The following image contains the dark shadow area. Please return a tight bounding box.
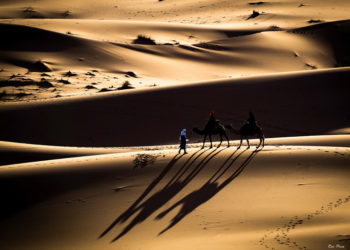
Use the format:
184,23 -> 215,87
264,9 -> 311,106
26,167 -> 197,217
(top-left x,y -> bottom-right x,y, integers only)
0,23 -> 81,52
112,43 -> 164,56
156,149 -> 258,235
99,152 -> 185,239
291,20 -> 350,67
194,42 -> 231,51
1,67 -> 349,147
100,147 -> 227,242
222,30 -> 262,38
0,156 -> 142,222
0,151 -> 81,166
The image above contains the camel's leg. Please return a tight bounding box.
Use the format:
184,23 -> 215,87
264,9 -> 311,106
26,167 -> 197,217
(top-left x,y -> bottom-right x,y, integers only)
238,136 -> 243,149
256,138 -> 261,149
260,129 -> 265,148
224,133 -> 230,147
202,134 -> 207,149
258,131 -> 265,149
262,136 -> 265,148
256,134 -> 262,149
209,134 -> 213,148
218,134 -> 223,148
246,136 -> 250,149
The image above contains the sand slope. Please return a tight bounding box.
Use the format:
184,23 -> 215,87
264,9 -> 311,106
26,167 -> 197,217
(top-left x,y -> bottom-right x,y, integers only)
0,140 -> 139,166
1,0 -> 350,249
1,67 -> 349,146
0,138 -> 349,250
1,0 -> 350,27
1,135 -> 350,166
1,19 -> 349,101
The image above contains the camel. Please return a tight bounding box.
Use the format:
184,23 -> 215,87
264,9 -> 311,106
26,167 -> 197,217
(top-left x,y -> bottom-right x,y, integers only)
193,114 -> 230,148
226,123 -> 265,149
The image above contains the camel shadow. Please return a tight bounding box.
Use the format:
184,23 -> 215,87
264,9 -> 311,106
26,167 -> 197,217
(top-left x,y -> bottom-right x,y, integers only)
100,147 -> 227,242
155,148 -> 258,235
99,152 -> 185,239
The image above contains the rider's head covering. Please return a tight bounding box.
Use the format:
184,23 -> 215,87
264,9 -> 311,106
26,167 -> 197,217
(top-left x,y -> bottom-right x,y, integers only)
180,129 -> 186,136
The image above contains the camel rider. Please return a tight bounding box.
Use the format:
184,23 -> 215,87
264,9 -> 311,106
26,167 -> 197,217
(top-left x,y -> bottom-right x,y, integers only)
208,112 -> 216,124
208,112 -> 220,130
246,111 -> 257,129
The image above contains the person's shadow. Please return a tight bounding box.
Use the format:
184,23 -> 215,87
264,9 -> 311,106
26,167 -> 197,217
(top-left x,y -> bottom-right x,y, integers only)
155,149 -> 258,235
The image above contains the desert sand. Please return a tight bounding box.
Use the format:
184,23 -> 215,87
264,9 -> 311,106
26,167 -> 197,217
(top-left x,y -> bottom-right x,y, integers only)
0,0 -> 349,249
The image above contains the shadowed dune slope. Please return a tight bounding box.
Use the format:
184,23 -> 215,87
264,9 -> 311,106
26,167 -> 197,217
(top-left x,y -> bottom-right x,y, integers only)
0,23 -> 83,51
0,67 -> 349,147
291,20 -> 350,67
0,19 -> 263,44
0,23 -> 127,72
0,140 -> 138,166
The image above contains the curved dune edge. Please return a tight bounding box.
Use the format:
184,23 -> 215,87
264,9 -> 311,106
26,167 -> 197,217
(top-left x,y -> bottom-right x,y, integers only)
0,142 -> 349,249
1,134 -> 350,166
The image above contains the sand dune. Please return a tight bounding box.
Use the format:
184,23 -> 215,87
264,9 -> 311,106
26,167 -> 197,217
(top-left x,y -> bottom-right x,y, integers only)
1,134 -> 350,166
1,20 -> 349,101
1,67 -> 349,146
0,140 -> 138,166
0,139 -> 349,249
1,0 -> 350,26
1,0 -> 350,249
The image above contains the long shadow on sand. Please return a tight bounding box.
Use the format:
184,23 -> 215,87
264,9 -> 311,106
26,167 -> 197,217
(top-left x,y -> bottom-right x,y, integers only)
155,148 -> 259,235
99,152 -> 185,239
100,147 -> 228,242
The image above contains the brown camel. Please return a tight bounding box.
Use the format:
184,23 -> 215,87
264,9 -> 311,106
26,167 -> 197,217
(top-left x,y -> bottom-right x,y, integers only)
226,123 -> 265,149
193,113 -> 230,148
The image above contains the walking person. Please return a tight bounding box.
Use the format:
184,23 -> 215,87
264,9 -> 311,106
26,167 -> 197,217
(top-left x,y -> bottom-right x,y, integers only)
179,129 -> 188,154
